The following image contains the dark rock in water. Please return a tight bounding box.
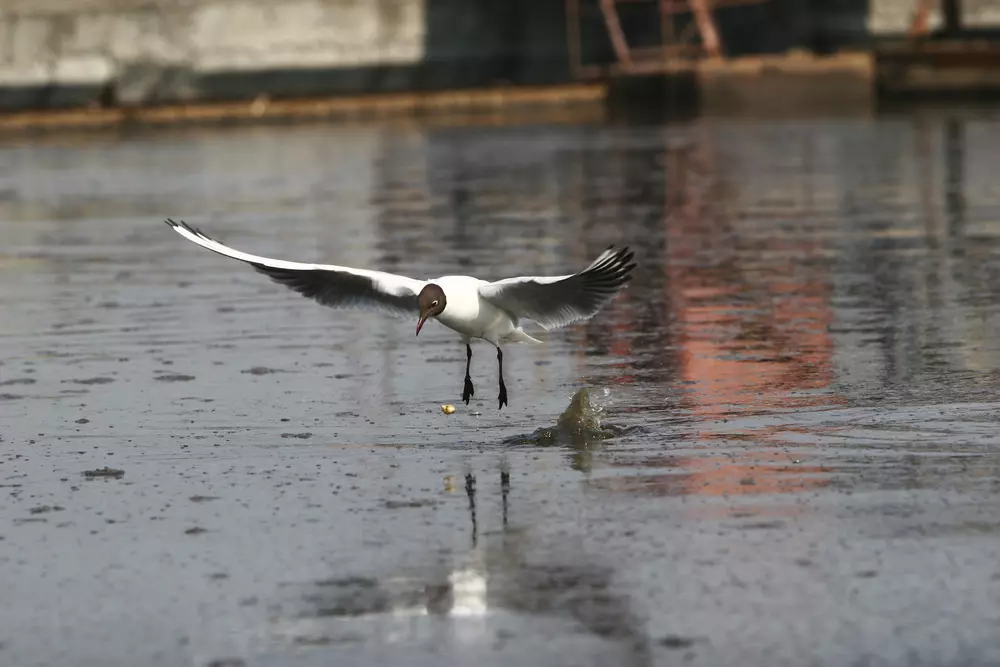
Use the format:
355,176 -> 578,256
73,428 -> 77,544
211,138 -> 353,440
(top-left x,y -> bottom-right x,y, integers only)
507,388 -> 625,447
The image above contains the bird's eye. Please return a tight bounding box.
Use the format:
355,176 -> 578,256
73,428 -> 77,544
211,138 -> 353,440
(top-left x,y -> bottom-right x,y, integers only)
431,300 -> 439,308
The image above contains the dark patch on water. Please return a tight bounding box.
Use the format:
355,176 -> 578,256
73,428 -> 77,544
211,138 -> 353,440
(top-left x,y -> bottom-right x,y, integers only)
155,374 -> 196,382
728,520 -> 787,530
28,505 -> 63,515
659,635 -> 701,649
384,499 -> 437,509
242,366 -> 286,375
204,659 -> 245,667
82,467 -> 124,479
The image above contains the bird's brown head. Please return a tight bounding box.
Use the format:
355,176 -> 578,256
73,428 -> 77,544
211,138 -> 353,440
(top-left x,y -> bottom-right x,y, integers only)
416,284 -> 446,336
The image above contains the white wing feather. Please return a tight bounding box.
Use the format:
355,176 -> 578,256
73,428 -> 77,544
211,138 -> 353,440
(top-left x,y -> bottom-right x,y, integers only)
165,219 -> 425,318
478,246 -> 636,329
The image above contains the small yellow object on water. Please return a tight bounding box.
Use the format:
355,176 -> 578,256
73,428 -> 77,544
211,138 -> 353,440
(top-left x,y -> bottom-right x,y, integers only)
443,475 -> 455,492
441,404 -> 456,414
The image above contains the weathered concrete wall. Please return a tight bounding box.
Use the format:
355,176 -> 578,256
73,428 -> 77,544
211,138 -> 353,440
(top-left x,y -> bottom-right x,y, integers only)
0,0 -> 429,108
0,0 -> 574,111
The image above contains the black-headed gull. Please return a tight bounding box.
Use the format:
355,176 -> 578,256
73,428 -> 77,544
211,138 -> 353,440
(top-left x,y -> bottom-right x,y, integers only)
165,219 -> 636,409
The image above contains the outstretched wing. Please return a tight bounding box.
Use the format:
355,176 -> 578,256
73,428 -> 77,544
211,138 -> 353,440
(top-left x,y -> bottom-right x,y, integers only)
165,219 -> 424,318
477,246 -> 636,330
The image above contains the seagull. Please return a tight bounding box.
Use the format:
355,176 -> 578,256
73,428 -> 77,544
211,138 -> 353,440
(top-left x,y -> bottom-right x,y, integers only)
164,219 -> 636,409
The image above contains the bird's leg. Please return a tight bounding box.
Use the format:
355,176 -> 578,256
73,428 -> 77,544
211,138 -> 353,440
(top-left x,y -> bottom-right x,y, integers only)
497,346 -> 508,410
462,343 -> 475,404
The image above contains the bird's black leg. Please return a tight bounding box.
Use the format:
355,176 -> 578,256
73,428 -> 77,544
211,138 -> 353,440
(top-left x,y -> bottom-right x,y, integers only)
462,343 -> 475,404
497,346 -> 508,410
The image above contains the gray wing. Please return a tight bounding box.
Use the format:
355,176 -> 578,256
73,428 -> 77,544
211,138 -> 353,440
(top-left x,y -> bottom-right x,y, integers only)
165,219 -> 424,318
477,246 -> 636,330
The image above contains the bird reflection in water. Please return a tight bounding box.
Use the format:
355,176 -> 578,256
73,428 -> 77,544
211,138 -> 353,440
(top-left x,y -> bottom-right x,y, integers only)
462,464 -> 510,550
280,460 -> 654,666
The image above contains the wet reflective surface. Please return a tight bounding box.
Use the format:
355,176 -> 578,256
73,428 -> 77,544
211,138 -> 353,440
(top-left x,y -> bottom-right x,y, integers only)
3,110 -> 1000,666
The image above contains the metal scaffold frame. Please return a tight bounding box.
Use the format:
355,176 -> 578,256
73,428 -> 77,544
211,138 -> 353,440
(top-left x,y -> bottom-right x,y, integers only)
909,0 -> 964,38
566,0 -> 772,80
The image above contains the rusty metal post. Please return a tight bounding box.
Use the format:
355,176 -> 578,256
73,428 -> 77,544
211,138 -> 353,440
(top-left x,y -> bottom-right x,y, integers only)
566,0 -> 583,79
659,0 -> 675,65
690,0 -> 722,58
599,0 -> 634,68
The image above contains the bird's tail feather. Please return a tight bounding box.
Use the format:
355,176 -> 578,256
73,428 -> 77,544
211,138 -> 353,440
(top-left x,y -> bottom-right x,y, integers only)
505,329 -> 543,344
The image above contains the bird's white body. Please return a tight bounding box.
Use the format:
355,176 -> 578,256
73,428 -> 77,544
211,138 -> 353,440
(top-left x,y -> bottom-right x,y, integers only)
164,219 -> 635,409
431,275 -> 541,345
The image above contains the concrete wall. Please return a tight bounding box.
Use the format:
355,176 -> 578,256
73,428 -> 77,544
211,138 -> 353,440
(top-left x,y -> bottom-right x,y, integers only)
0,0 -> 575,110
0,0 -> 429,109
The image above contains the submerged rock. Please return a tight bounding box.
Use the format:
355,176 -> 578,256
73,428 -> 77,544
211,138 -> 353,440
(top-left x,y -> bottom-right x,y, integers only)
507,387 -> 624,448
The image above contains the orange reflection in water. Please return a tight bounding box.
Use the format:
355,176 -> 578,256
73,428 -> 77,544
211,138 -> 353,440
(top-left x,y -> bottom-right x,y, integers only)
673,141 -> 841,497
587,443 -> 829,499
595,137 -> 845,500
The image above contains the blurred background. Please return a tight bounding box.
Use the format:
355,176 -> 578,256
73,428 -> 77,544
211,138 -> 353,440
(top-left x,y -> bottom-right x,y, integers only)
4,3 -> 1000,667
1,0 -> 1000,121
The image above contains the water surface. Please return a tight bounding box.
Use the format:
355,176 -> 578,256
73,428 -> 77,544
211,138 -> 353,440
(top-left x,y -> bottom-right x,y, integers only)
2,110 -> 1000,667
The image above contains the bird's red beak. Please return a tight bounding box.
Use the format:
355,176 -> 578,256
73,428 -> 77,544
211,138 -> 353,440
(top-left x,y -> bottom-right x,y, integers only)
416,313 -> 428,336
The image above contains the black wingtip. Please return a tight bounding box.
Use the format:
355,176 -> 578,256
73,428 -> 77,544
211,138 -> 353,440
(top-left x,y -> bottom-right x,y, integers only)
165,218 -> 213,241
580,243 -> 637,294
165,218 -> 193,233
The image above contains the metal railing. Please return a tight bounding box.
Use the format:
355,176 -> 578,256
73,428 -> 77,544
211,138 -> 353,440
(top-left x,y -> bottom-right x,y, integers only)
566,0 -> 772,79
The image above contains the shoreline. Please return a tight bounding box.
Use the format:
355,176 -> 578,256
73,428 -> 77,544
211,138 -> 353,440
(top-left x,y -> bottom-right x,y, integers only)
3,47 -> 1000,134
